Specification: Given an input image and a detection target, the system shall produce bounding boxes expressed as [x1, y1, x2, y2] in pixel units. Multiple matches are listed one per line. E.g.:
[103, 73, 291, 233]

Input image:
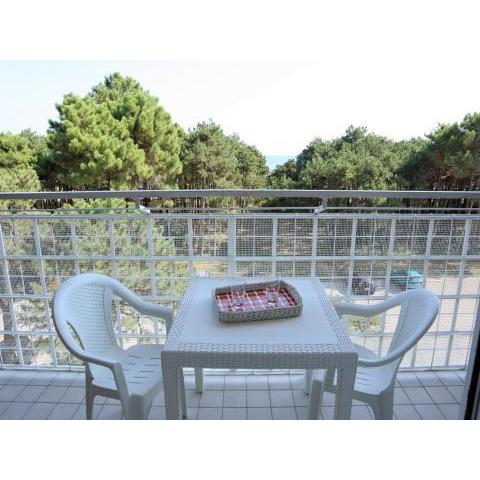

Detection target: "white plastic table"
[161, 277, 358, 420]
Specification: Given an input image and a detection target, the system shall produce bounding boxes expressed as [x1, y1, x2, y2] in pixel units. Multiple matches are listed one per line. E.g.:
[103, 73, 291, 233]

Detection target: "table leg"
[334, 364, 357, 420]
[178, 368, 187, 419]
[162, 357, 181, 420]
[194, 367, 204, 393]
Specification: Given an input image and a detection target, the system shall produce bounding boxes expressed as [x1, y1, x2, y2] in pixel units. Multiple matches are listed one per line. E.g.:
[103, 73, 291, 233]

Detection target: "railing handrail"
[1, 188, 480, 201]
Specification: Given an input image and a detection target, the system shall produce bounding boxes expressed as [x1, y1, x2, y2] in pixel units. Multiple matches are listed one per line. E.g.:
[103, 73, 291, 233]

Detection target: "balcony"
[0, 189, 478, 419]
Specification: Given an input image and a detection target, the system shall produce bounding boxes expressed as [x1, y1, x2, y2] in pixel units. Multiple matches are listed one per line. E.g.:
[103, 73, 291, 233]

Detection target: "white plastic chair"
[308, 289, 439, 420]
[53, 273, 190, 420]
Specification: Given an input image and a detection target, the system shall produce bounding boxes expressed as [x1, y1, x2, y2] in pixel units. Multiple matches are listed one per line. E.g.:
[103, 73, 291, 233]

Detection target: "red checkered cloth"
[215, 288, 297, 313]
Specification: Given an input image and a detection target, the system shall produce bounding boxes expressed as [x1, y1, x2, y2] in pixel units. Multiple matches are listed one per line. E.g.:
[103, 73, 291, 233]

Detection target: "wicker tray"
[212, 280, 303, 323]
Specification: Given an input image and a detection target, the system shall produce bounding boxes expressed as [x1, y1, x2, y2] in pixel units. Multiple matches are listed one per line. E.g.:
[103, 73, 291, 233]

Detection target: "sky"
[1, 58, 480, 168]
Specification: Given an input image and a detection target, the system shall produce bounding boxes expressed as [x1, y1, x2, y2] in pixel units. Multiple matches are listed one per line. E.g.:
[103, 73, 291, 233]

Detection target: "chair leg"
[127, 395, 150, 420]
[378, 388, 394, 420]
[368, 388, 394, 420]
[325, 368, 335, 388]
[308, 368, 335, 420]
[305, 369, 312, 395]
[309, 379, 323, 419]
[194, 367, 203, 393]
[85, 377, 95, 420]
[179, 368, 187, 419]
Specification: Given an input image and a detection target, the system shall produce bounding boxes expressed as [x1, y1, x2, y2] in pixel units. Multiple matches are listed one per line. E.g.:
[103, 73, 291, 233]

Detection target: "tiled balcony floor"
[0, 370, 465, 420]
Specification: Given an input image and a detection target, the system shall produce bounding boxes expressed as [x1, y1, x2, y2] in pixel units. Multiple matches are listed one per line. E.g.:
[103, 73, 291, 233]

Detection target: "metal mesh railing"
[0, 208, 479, 370]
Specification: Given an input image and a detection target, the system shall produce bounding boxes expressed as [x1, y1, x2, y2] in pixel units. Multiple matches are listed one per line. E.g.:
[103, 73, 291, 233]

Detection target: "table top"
[164, 277, 355, 356]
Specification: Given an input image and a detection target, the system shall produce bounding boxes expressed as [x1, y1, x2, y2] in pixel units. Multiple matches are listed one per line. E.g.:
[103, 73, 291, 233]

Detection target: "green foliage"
[399, 113, 480, 191]
[178, 121, 269, 204]
[268, 159, 298, 189]
[0, 131, 43, 209]
[291, 126, 410, 191]
[45, 72, 183, 190]
[179, 121, 239, 190]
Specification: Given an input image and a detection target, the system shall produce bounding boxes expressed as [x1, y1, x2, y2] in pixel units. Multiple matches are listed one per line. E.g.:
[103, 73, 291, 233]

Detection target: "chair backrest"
[53, 274, 121, 356]
[387, 289, 439, 359]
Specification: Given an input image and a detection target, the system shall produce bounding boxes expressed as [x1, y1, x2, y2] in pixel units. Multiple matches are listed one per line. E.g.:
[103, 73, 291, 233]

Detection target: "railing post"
[0, 221, 24, 366]
[378, 218, 397, 358]
[272, 217, 278, 276]
[147, 217, 160, 341]
[311, 209, 319, 277]
[347, 218, 357, 296]
[33, 218, 57, 367]
[70, 219, 80, 275]
[446, 217, 472, 367]
[108, 218, 123, 347]
[227, 216, 237, 277]
[187, 217, 194, 277]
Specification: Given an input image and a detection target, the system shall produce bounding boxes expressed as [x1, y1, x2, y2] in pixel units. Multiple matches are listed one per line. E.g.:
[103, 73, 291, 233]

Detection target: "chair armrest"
[335, 293, 407, 318]
[134, 301, 174, 334]
[335, 302, 385, 317]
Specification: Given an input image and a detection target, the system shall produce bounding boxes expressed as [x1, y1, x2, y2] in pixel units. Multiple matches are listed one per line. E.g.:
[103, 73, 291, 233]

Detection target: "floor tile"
[397, 373, 422, 388]
[403, 387, 434, 404]
[320, 406, 334, 420]
[97, 405, 124, 420]
[183, 375, 195, 390]
[197, 407, 222, 420]
[0, 384, 25, 402]
[272, 407, 297, 420]
[424, 386, 457, 404]
[199, 390, 223, 408]
[222, 408, 247, 420]
[203, 375, 225, 390]
[270, 390, 295, 407]
[415, 372, 443, 387]
[268, 375, 291, 390]
[247, 407, 272, 420]
[70, 374, 86, 387]
[446, 385, 465, 403]
[394, 405, 421, 420]
[59, 386, 85, 404]
[223, 390, 247, 408]
[322, 392, 336, 406]
[48, 403, 79, 420]
[414, 404, 445, 420]
[185, 389, 201, 408]
[247, 390, 270, 408]
[48, 373, 76, 387]
[437, 371, 464, 386]
[71, 403, 102, 420]
[147, 406, 165, 420]
[246, 375, 269, 390]
[28, 371, 55, 386]
[37, 386, 68, 403]
[7, 371, 37, 386]
[290, 374, 307, 390]
[0, 371, 16, 384]
[224, 375, 247, 390]
[0, 370, 465, 421]
[295, 407, 309, 420]
[438, 403, 460, 420]
[186, 407, 198, 420]
[15, 385, 46, 403]
[23, 402, 56, 420]
[1, 402, 34, 419]
[394, 388, 412, 405]
[351, 405, 373, 420]
[292, 389, 310, 407]
[0, 402, 11, 416]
